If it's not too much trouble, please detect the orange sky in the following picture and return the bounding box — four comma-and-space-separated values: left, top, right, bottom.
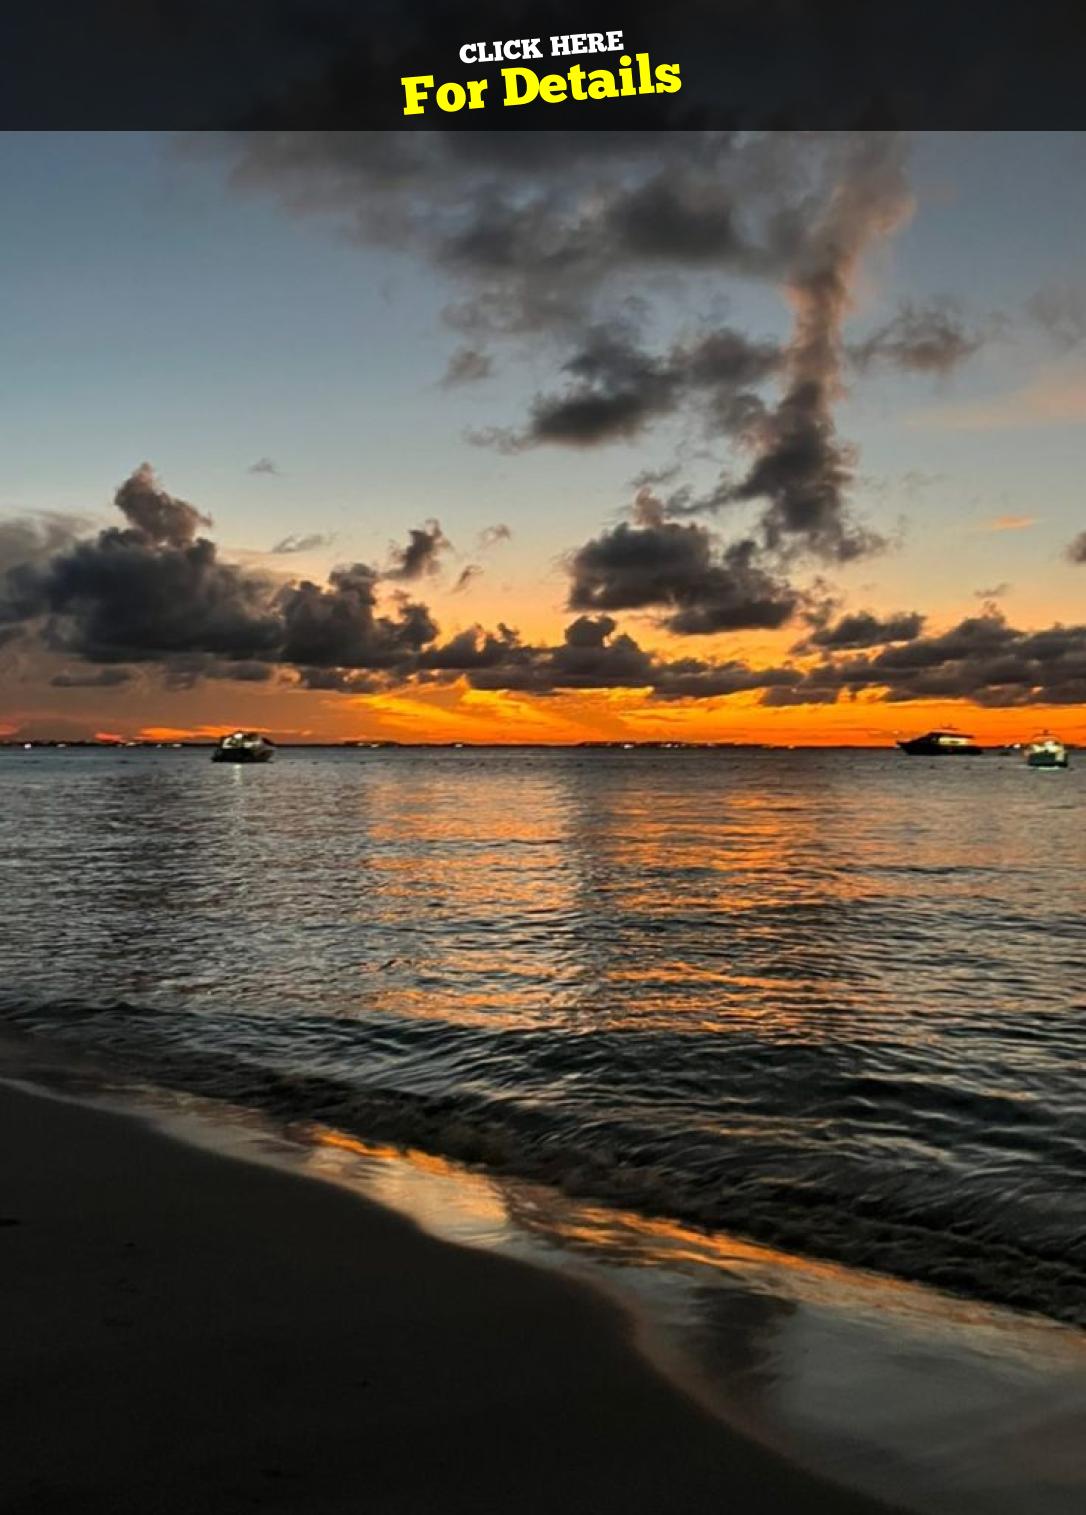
46, 682, 1084, 747
8, 592, 1085, 746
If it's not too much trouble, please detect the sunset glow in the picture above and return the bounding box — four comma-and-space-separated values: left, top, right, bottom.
1, 133, 1083, 746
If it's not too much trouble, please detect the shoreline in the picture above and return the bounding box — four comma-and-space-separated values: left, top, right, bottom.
0, 1078, 904, 1515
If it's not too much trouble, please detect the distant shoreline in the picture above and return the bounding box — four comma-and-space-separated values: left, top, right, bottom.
2, 738, 823, 749
3, 739, 1076, 752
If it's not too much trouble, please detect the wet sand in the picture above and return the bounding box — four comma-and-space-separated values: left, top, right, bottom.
0, 1080, 903, 1515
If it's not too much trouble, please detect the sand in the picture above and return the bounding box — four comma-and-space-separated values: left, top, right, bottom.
0, 1080, 904, 1514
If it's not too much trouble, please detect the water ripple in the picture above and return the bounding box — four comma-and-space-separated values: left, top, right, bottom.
2, 745, 1084, 1322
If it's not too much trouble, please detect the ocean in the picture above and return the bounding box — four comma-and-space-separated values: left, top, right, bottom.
3, 744, 1085, 1510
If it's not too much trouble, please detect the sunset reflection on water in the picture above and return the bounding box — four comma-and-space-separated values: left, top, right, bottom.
3, 745, 1085, 1337
295, 1116, 1086, 1515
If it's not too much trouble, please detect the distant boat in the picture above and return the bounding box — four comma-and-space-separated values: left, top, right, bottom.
1025, 733, 1068, 769
898, 730, 982, 756
212, 731, 275, 764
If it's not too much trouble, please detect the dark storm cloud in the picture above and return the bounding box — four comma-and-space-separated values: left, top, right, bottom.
784, 612, 1086, 707
420, 623, 521, 672
115, 462, 213, 547
159, 655, 278, 690
218, 132, 919, 570
721, 135, 910, 563
0, 513, 87, 575
509, 325, 780, 449
0, 513, 89, 627
219, 131, 820, 337
3, 467, 282, 665
0, 467, 435, 679
50, 666, 133, 688
278, 564, 438, 668
206, 659, 276, 681
472, 138, 909, 550
442, 347, 493, 386
1064, 530, 1086, 564
800, 609, 925, 650
386, 520, 451, 581
524, 329, 681, 447
603, 170, 750, 262
684, 329, 782, 398
220, 132, 903, 496
567, 519, 799, 634
849, 301, 988, 374
649, 657, 800, 701
14, 466, 1083, 715
872, 613, 1022, 670
759, 684, 840, 706
293, 666, 392, 693
270, 532, 332, 554
445, 614, 802, 701
545, 615, 656, 686
40, 533, 281, 663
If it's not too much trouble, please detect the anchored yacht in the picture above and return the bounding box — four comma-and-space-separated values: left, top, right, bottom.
897, 730, 982, 756
212, 731, 275, 764
1025, 734, 1068, 769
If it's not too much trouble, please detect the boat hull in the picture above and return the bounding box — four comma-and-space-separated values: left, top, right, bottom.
211, 748, 273, 763
1026, 752, 1068, 768
898, 738, 982, 756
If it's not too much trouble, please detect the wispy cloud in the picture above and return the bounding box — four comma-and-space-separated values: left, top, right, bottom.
270, 532, 331, 554
478, 523, 511, 551
441, 347, 493, 387
975, 514, 1038, 533
1026, 284, 1086, 352
452, 564, 482, 593
248, 457, 282, 476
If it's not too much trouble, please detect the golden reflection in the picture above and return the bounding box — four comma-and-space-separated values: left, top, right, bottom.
303, 1120, 1086, 1360
260, 743, 1029, 1040
316, 1125, 458, 1181
136, 1093, 1086, 1515
307, 1125, 512, 1240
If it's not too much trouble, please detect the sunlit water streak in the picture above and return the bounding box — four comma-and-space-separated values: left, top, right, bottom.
2, 745, 1085, 1328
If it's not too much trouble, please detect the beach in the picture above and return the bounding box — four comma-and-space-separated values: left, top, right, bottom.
1, 1079, 904, 1515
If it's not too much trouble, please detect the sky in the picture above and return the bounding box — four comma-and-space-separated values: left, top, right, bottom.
0, 130, 1084, 744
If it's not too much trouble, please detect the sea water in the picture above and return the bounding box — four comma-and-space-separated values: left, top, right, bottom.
2, 744, 1085, 1509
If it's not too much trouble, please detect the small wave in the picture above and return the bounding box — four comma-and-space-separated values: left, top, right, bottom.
2, 994, 1085, 1330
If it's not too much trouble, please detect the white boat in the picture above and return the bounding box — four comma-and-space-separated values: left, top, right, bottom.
1025, 734, 1068, 769
212, 731, 275, 763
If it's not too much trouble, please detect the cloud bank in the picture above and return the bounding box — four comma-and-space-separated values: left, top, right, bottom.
3, 465, 1085, 714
